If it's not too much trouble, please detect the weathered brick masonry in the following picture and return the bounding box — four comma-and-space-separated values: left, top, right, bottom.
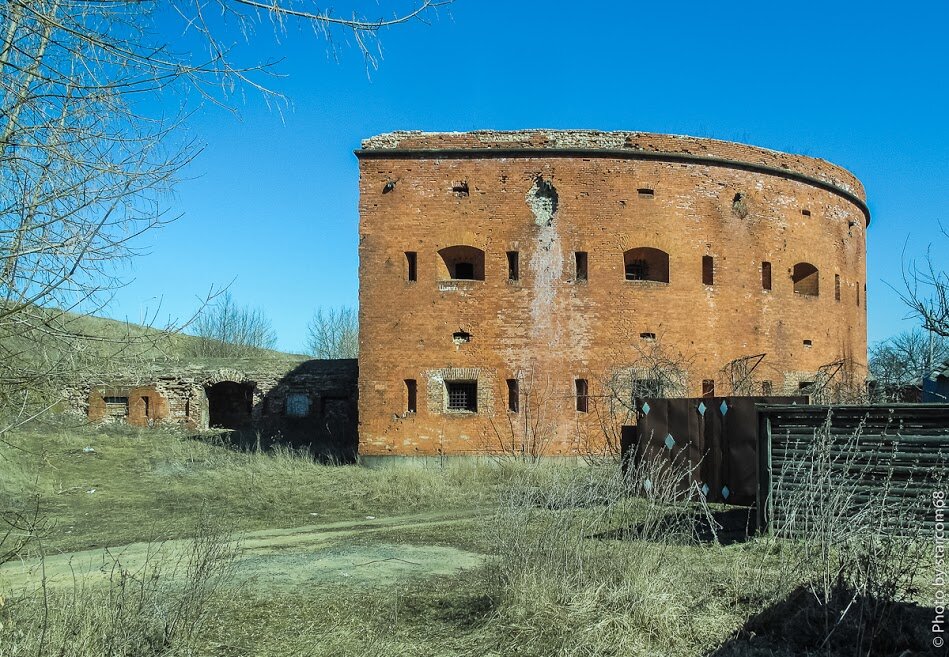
356, 130, 869, 457
81, 358, 359, 459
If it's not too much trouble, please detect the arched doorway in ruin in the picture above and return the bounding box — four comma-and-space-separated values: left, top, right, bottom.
205, 380, 254, 429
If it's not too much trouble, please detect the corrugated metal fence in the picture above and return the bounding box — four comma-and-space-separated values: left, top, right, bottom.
757, 404, 949, 534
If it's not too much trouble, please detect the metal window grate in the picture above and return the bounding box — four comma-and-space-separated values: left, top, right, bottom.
446, 381, 477, 412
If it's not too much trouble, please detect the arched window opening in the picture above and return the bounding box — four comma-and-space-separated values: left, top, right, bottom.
624, 247, 670, 283
437, 246, 485, 281
792, 262, 819, 296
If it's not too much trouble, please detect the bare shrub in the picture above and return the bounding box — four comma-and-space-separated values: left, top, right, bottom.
750, 415, 937, 653
186, 292, 278, 357
0, 515, 238, 656
306, 306, 358, 359
485, 453, 714, 655
488, 368, 558, 461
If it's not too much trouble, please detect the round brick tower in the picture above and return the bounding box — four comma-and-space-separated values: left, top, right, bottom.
356, 130, 869, 457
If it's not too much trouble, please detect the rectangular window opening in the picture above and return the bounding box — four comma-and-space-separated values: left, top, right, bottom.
640, 332, 656, 340
575, 251, 588, 282
506, 379, 519, 413
803, 339, 813, 347
702, 255, 714, 286
405, 379, 417, 414
405, 251, 417, 282
575, 379, 589, 413
762, 261, 772, 290
637, 188, 655, 198
104, 396, 129, 418
142, 396, 150, 419
761, 380, 773, 396
834, 274, 841, 301
507, 251, 519, 282
446, 381, 477, 412
285, 392, 310, 417
702, 379, 715, 398
801, 209, 811, 217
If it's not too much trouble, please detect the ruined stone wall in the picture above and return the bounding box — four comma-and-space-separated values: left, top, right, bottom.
78, 359, 359, 458
357, 130, 869, 457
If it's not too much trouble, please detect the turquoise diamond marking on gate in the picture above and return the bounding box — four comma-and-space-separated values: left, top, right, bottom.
701, 483, 710, 497
641, 401, 650, 415
664, 433, 675, 450
720, 400, 729, 415
722, 485, 730, 500
697, 401, 707, 416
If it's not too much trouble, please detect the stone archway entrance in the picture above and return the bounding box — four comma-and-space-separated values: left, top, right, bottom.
205, 381, 254, 429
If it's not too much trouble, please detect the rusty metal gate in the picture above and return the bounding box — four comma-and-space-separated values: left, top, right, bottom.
757, 404, 949, 534
631, 396, 805, 505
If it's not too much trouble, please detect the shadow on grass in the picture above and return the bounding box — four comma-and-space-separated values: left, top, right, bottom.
593, 507, 757, 546
708, 582, 939, 656
189, 427, 356, 465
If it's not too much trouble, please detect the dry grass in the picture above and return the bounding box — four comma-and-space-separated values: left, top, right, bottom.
0, 420, 939, 656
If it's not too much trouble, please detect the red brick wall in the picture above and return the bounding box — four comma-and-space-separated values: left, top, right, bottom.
357, 131, 868, 457
88, 385, 169, 426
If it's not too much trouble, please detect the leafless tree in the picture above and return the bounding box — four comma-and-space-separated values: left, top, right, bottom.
305, 306, 358, 359
488, 367, 559, 462
869, 329, 949, 401
0, 1, 452, 434
187, 292, 277, 357
899, 225, 949, 338
576, 335, 693, 461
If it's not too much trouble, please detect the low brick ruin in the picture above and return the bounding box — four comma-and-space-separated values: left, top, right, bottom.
78, 358, 358, 460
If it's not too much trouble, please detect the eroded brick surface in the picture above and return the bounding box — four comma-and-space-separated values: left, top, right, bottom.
357, 130, 869, 457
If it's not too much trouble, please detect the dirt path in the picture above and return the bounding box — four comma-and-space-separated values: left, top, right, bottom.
1, 510, 488, 592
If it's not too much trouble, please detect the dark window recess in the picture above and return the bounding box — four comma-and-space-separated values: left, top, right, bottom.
702, 255, 714, 285
640, 332, 656, 340
857, 282, 861, 307
446, 381, 477, 412
405, 379, 417, 413
452, 330, 472, 344
626, 259, 649, 280
761, 381, 773, 396
637, 188, 655, 198
452, 181, 469, 196
575, 379, 589, 413
506, 379, 519, 413
507, 251, 519, 282
142, 396, 150, 419
799, 381, 815, 393
792, 262, 819, 296
802, 209, 811, 217
762, 261, 772, 290
439, 245, 485, 281
405, 251, 417, 282
454, 262, 475, 280
285, 392, 310, 417
702, 380, 715, 398
575, 251, 588, 281
624, 247, 669, 282
803, 339, 813, 347
835, 274, 841, 301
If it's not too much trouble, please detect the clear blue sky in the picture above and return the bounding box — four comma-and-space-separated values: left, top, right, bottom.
107, 0, 949, 353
